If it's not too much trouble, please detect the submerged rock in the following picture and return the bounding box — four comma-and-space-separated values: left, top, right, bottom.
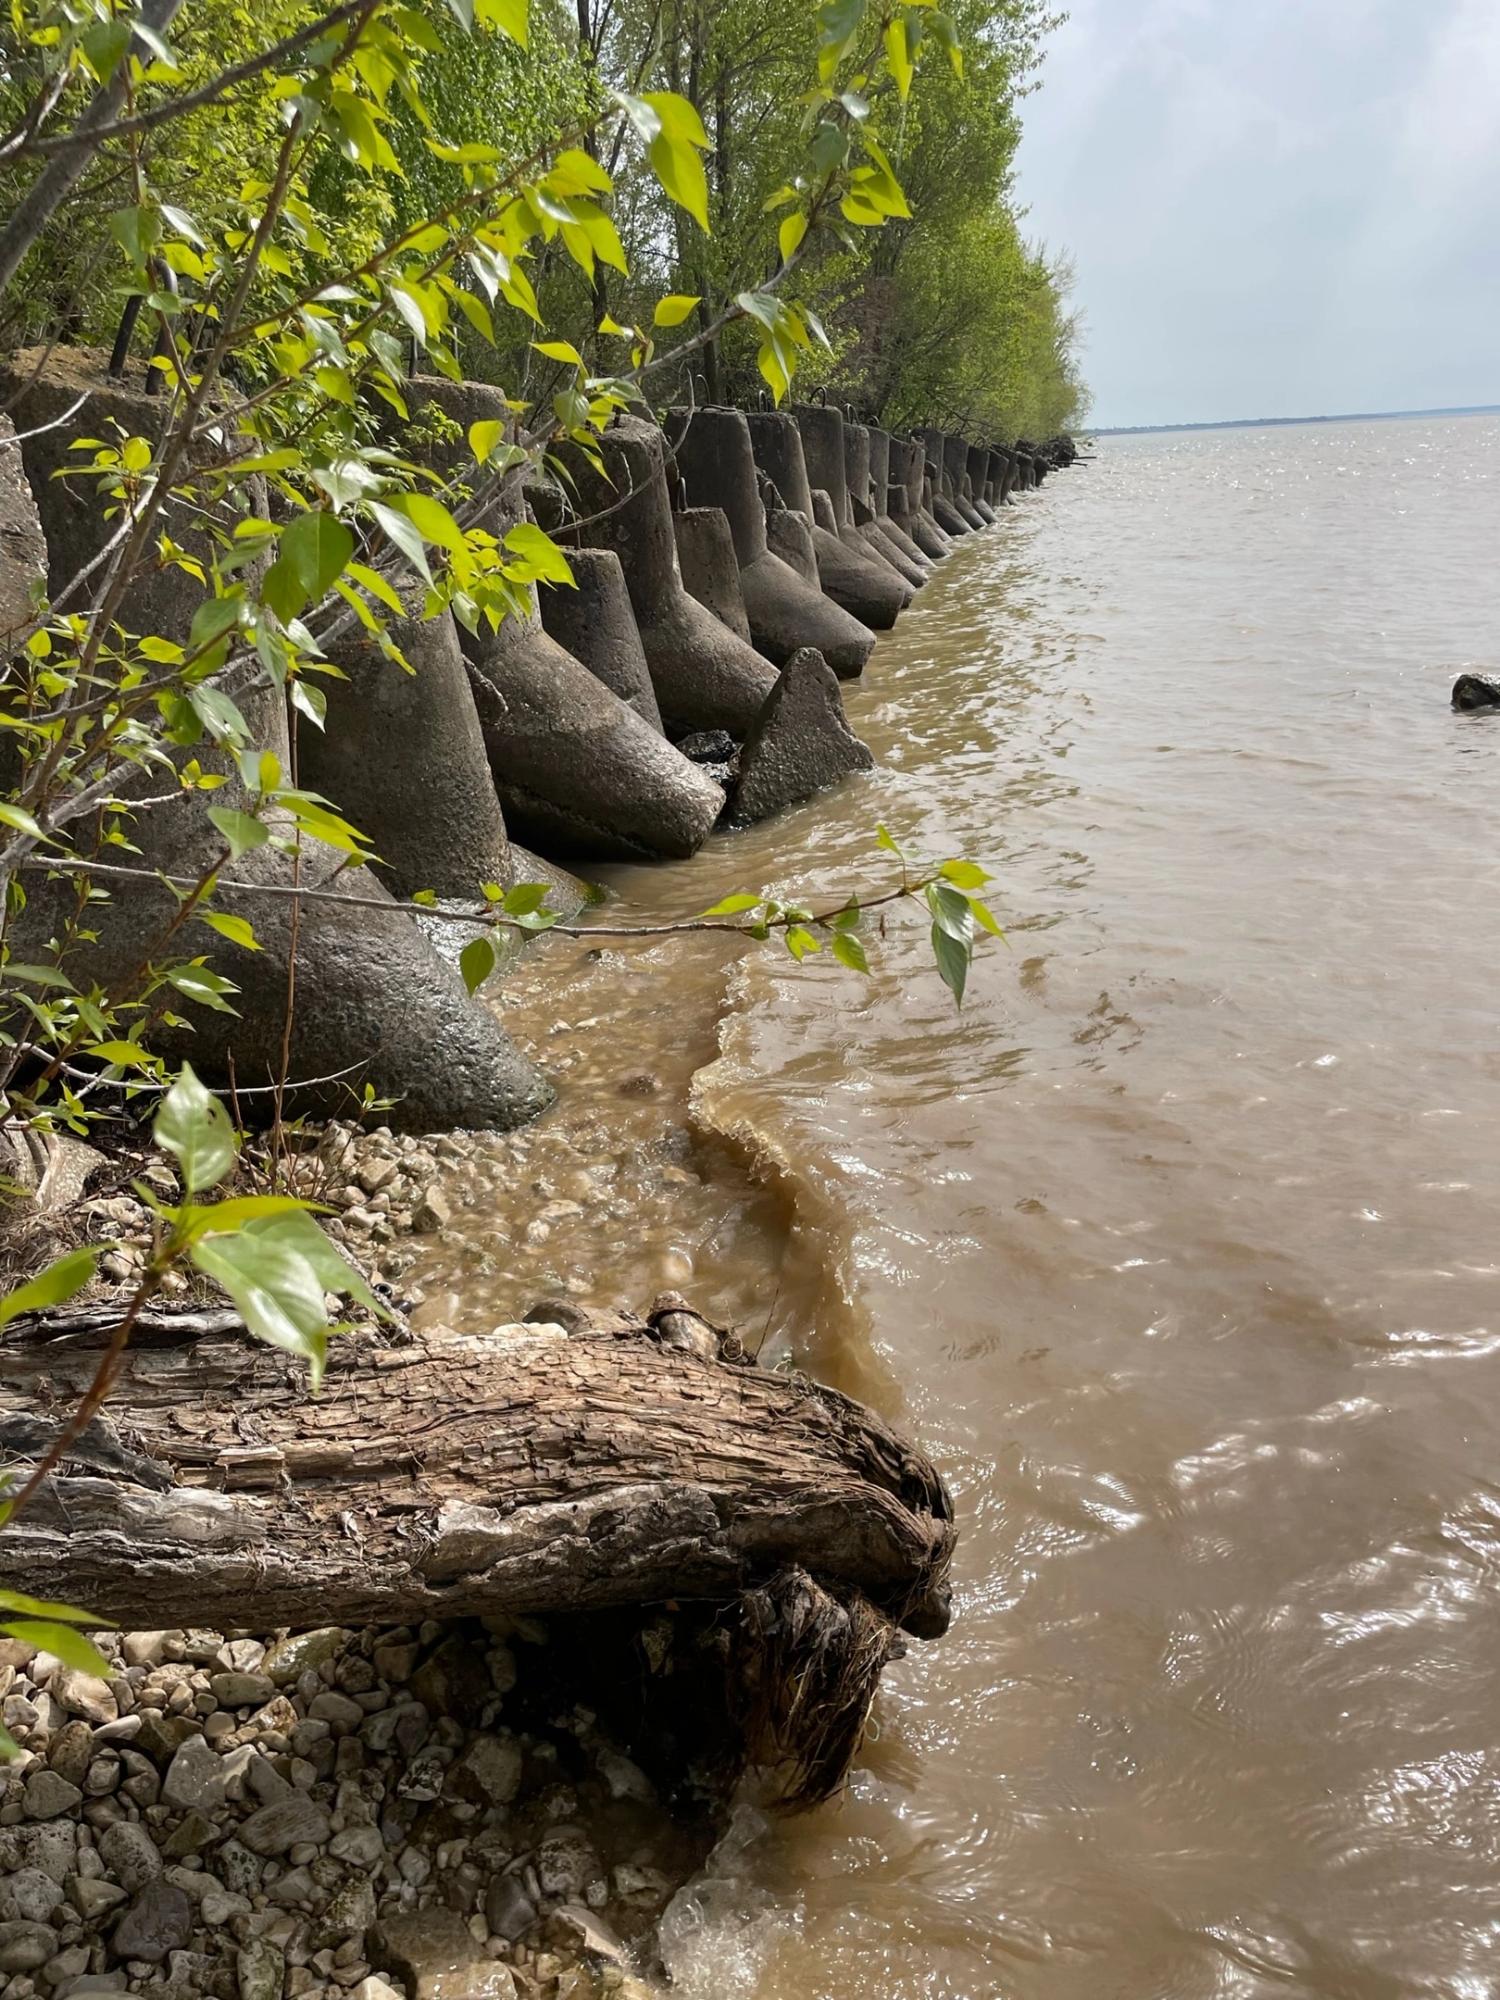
1452, 673, 1500, 710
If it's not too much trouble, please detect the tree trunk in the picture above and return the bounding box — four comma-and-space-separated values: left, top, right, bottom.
0, 1306, 956, 1640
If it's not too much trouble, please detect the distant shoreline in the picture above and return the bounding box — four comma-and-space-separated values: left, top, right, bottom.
1093, 405, 1500, 438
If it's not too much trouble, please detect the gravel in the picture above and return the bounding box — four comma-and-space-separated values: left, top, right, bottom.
0, 1619, 691, 2000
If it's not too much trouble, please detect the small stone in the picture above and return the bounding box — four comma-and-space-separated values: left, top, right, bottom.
41, 1945, 89, 1988
98, 1822, 163, 1894
110, 1879, 193, 1964
412, 1190, 451, 1235
262, 1632, 348, 1688
236, 1936, 286, 2000
372, 1910, 517, 2000
595, 1752, 652, 1804
239, 1797, 331, 1857
268, 1866, 315, 1908
45, 1725, 95, 1793
544, 1906, 625, 1969
81, 1758, 120, 1800
349, 1983, 403, 2000
51, 1677, 116, 1729
533, 1831, 600, 1904
162, 1735, 226, 1814
306, 1693, 362, 1732
327, 1827, 383, 1868
216, 1839, 262, 1899
24, 1773, 82, 1821
161, 1811, 218, 1859
199, 1886, 251, 1926
14, 1823, 78, 1885
481, 1876, 535, 1945
455, 1739, 521, 1808
65, 1879, 126, 1923
0, 1874, 61, 1925
356, 1159, 399, 1197
0, 1923, 58, 1974
320, 1875, 376, 1937
210, 1674, 275, 1710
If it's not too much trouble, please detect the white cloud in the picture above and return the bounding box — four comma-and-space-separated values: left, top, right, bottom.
1015, 0, 1500, 425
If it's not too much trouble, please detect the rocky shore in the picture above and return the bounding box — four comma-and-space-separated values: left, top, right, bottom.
1, 352, 1078, 1997
0, 1612, 698, 2000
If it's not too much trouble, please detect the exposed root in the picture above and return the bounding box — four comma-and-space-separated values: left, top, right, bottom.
729, 1566, 904, 1811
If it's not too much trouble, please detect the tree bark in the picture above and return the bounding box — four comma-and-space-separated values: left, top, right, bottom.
0, 1307, 956, 1639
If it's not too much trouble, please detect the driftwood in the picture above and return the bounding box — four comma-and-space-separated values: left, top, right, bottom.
0, 1303, 956, 1642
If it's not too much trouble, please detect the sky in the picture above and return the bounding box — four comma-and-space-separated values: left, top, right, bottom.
1013, 0, 1500, 428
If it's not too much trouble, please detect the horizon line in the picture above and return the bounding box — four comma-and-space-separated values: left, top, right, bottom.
1092, 404, 1500, 437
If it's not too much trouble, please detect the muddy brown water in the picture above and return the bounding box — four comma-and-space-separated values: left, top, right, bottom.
413, 413, 1500, 1998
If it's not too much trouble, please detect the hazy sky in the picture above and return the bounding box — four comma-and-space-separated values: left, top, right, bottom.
1014, 0, 1500, 427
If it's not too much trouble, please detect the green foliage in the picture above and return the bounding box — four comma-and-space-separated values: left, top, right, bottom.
0, 0, 1030, 1657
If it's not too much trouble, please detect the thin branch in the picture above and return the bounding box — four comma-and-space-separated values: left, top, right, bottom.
3, 0, 373, 161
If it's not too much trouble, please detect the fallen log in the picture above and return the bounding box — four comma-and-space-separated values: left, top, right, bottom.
0, 1304, 956, 1642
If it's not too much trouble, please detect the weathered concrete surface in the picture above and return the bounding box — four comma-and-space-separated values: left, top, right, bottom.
672, 504, 754, 645
730, 646, 874, 827
967, 445, 997, 524
465, 601, 724, 863
844, 422, 928, 589
944, 436, 987, 530
552, 417, 776, 737
672, 407, 875, 678
792, 404, 913, 626
10, 673, 551, 1131
891, 436, 951, 560
765, 506, 819, 585
0, 413, 47, 657
302, 604, 511, 902
919, 428, 971, 536
0, 348, 266, 644
539, 546, 665, 731
868, 428, 934, 573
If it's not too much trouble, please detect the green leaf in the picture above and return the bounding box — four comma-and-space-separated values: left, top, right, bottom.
468, 419, 509, 465
699, 893, 763, 917
380, 491, 466, 555
501, 882, 551, 915
199, 911, 260, 952
648, 134, 710, 234
475, 0, 528, 44
459, 935, 495, 993
264, 511, 353, 622
207, 807, 268, 859
778, 212, 808, 266
0, 803, 43, 840
502, 522, 573, 585
653, 294, 701, 327
190, 1229, 332, 1390
875, 823, 905, 859
832, 930, 870, 974
155, 1062, 236, 1193
0, 1248, 98, 1329
969, 896, 1007, 941
0, 1621, 109, 1677
178, 1194, 321, 1239
85, 1040, 158, 1069
369, 502, 434, 586
0, 1588, 100, 1624
532, 339, 583, 366
940, 859, 991, 890
930, 923, 970, 1007
885, 16, 914, 99
166, 963, 240, 1013
925, 879, 975, 943
784, 925, 822, 961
